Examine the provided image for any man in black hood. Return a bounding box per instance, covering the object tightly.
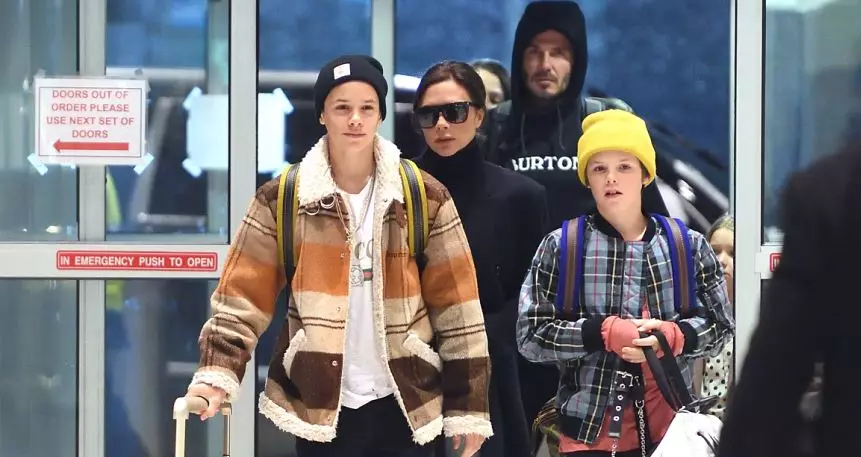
[481,0,670,441]
[483,0,669,229]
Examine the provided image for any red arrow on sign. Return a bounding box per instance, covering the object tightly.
[53,139,130,152]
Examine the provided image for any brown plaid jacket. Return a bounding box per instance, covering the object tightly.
[190,135,492,444]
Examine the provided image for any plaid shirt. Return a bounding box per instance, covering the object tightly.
[517,214,735,444]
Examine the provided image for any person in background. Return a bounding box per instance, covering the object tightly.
[471,58,511,110]
[481,0,668,226]
[184,54,492,457]
[517,109,733,456]
[693,214,734,419]
[480,1,671,429]
[414,60,549,457]
[718,142,861,457]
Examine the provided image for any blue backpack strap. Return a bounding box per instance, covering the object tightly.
[555,215,587,316]
[654,214,697,315]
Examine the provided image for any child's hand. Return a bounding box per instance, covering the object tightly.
[601,316,639,356]
[630,318,685,356]
[631,318,662,333]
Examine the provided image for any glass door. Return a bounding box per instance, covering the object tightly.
[0,2,82,457]
[735,0,861,372]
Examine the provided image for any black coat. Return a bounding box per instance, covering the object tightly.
[718,144,861,457]
[417,139,549,349]
[417,139,549,457]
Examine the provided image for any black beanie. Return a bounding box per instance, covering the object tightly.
[314,55,388,121]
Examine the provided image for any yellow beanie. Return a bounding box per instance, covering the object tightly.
[577,109,657,187]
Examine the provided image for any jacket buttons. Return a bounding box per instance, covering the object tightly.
[331,360,339,367]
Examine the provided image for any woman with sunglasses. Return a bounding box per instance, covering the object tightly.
[185,55,493,457]
[414,60,550,457]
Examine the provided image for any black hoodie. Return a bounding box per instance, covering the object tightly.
[483,0,668,228]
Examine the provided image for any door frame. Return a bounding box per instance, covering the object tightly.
[733,0,765,377]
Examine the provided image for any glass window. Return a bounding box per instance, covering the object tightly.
[255,3,371,455]
[394,0,732,233]
[393,0,527,159]
[763,0,861,238]
[256,0,372,184]
[394,0,525,77]
[0,280,77,457]
[258,0,372,71]
[105,279,223,457]
[0,0,78,241]
[105,0,230,239]
[106,0,208,68]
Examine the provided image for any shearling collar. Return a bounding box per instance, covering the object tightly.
[296,134,404,206]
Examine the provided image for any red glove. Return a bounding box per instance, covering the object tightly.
[657,321,685,357]
[601,316,639,356]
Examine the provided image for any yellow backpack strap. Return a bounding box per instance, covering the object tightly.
[398,158,429,268]
[276,164,301,282]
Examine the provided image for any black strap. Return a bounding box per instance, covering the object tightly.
[609,367,654,453]
[607,371,635,439]
[281,164,301,284]
[642,330,697,412]
[397,158,428,273]
[644,349,684,411]
[653,331,695,405]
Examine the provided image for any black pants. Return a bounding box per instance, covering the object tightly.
[518,354,559,430]
[295,396,436,457]
[481,345,532,457]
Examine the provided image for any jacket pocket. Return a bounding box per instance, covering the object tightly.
[282,328,307,378]
[403,332,442,388]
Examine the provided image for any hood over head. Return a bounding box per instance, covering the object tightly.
[510,1,588,114]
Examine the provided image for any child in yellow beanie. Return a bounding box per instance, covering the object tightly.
[577,109,656,198]
[517,109,734,454]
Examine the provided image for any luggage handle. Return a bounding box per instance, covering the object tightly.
[173,395,232,457]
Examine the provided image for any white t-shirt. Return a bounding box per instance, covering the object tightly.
[339,180,394,409]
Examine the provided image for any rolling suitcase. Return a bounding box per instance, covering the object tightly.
[173,396,232,457]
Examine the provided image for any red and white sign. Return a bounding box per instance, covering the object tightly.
[56,251,217,272]
[769,252,781,272]
[34,77,147,165]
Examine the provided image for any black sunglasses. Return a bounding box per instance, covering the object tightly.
[413,101,475,129]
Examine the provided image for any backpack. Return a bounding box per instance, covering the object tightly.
[275,158,430,284]
[493,96,633,126]
[554,214,698,317]
[485,96,633,164]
